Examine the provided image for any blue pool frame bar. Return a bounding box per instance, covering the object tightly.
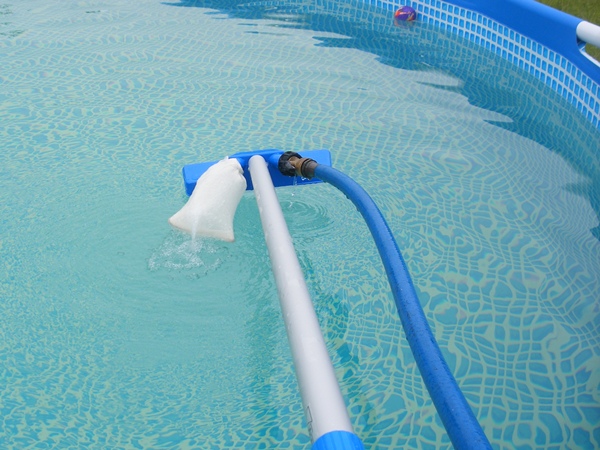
[181,149,492,448]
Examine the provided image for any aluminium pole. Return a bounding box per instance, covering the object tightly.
[248,155,360,447]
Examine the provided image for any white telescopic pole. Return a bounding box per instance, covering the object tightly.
[248,155,354,443]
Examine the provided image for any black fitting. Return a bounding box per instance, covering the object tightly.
[277,151,318,179]
[278,151,302,177]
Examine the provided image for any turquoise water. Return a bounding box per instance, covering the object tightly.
[1,0,599,448]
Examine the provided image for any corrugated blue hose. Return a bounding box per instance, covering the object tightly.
[313,163,492,450]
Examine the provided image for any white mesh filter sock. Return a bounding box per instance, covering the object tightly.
[168,157,247,242]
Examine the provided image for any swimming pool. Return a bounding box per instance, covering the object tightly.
[1,0,599,448]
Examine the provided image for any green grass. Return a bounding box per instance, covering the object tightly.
[535,0,600,60]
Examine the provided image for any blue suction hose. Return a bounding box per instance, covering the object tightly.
[279,153,492,449]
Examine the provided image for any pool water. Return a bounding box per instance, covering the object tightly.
[1,0,599,448]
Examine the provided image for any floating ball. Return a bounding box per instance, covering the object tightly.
[394,6,416,22]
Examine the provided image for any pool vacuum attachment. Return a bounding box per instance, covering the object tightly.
[171,149,492,450]
[277,151,318,179]
[171,149,361,450]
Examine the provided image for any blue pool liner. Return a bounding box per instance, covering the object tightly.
[313,163,492,450]
[397,0,599,128]
[445,0,599,82]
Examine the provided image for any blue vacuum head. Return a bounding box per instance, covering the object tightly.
[181,149,331,195]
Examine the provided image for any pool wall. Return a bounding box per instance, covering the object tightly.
[362,0,600,129]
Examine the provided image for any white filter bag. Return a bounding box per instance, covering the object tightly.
[169,157,247,242]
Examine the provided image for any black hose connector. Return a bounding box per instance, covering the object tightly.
[278,151,302,177]
[277,152,318,179]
